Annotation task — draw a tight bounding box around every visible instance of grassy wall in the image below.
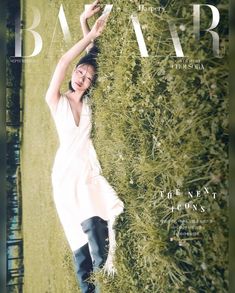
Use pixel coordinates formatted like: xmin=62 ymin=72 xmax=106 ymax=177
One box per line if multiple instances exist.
xmin=21 ymin=0 xmax=228 ymax=292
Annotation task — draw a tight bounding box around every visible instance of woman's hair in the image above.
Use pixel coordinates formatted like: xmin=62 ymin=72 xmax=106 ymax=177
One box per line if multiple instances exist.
xmin=69 ymin=43 xmax=100 ymax=97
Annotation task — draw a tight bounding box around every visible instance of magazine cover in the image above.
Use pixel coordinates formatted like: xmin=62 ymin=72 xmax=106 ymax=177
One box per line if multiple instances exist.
xmin=5 ymin=0 xmax=229 ymax=292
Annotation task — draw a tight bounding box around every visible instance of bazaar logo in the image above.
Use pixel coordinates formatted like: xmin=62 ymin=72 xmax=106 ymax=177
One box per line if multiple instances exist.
xmin=14 ymin=4 xmax=221 ymax=58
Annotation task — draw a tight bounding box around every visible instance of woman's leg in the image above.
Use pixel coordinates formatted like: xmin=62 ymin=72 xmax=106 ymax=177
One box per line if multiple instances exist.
xmin=81 ymin=216 xmax=109 ymax=293
xmin=81 ymin=216 xmax=109 ymax=271
xmin=73 ymin=243 xmax=95 ymax=293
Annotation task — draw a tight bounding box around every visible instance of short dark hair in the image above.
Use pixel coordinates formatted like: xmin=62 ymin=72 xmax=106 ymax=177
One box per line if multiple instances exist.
xmin=69 ymin=43 xmax=99 ymax=96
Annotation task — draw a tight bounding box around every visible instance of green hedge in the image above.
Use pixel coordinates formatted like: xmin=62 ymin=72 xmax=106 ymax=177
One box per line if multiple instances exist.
xmin=89 ymin=0 xmax=228 ymax=292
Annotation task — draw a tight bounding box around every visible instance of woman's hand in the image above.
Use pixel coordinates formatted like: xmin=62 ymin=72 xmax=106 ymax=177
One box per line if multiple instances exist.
xmin=89 ymin=12 xmax=110 ymax=40
xmin=80 ymin=0 xmax=101 ymax=21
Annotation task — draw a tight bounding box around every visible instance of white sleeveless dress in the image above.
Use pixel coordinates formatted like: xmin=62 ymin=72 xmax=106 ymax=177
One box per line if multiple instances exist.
xmin=50 ymin=94 xmax=124 ymax=270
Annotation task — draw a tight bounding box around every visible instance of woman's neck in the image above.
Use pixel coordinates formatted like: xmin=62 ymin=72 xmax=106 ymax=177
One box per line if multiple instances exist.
xmin=67 ymin=90 xmax=84 ymax=104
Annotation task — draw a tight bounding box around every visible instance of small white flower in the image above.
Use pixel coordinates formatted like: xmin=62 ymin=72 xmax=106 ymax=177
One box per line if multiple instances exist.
xmin=201 ymin=262 xmax=207 ymax=270
xmin=211 ymin=83 xmax=216 ymax=89
xmin=119 ymin=154 xmax=124 ymax=160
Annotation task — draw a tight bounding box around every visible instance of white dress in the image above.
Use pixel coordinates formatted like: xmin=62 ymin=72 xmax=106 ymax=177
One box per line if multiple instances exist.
xmin=50 ymin=94 xmax=124 ymax=269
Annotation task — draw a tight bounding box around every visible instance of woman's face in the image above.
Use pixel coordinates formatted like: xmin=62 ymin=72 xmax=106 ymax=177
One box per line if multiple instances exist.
xmin=71 ymin=64 xmax=95 ymax=92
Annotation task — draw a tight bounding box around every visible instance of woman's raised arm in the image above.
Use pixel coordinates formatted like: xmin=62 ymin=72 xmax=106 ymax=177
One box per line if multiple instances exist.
xmin=80 ymin=0 xmax=101 ymax=53
xmin=45 ymin=11 xmax=109 ymax=114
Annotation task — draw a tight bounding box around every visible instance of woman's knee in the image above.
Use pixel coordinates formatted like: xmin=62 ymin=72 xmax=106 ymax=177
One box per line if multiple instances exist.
xmin=81 ymin=216 xmax=109 ymax=269
xmin=81 ymin=216 xmax=108 ymax=233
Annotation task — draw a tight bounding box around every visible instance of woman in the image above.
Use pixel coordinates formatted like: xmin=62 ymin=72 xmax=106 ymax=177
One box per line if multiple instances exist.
xmin=45 ymin=1 xmax=124 ymax=292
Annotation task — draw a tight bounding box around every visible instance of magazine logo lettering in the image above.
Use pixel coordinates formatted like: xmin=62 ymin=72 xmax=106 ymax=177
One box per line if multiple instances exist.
xmin=15 ymin=6 xmax=42 ymax=57
xmin=14 ymin=4 xmax=113 ymax=58
xmin=14 ymin=4 xmax=220 ymax=58
xmin=193 ymin=4 xmax=220 ymax=57
xmin=132 ymin=4 xmax=220 ymax=57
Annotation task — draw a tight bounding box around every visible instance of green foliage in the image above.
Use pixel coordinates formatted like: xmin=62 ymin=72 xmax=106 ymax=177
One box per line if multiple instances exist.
xmin=89 ymin=0 xmax=228 ymax=292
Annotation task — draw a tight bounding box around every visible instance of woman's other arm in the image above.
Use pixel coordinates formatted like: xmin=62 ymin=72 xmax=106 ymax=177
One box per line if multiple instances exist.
xmin=80 ymin=0 xmax=101 ymax=53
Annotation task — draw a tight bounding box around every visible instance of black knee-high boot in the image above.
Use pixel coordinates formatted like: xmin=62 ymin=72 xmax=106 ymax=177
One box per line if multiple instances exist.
xmin=81 ymin=216 xmax=110 ymax=293
xmin=81 ymin=216 xmax=109 ymax=271
xmin=73 ymin=243 xmax=95 ymax=293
